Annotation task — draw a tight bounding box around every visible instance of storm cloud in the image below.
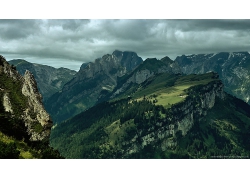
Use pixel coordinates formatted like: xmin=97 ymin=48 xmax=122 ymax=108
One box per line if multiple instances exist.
xmin=1 ymin=19 xmax=250 ymax=71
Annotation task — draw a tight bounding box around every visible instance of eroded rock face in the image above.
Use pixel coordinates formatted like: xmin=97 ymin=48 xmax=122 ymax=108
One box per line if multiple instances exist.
xmin=0 ymin=55 xmax=52 ymax=141
xmin=22 ymin=70 xmax=52 ymax=141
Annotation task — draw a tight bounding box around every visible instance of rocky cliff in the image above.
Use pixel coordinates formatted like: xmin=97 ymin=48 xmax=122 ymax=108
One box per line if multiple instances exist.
xmin=175 ymin=52 xmax=250 ymax=104
xmin=8 ymin=59 xmax=76 ymax=101
xmin=0 ymin=55 xmax=52 ymax=142
xmin=45 ymin=50 xmax=143 ymax=123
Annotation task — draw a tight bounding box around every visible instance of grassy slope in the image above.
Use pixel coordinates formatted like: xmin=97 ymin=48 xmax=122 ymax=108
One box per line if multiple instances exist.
xmin=0 ymin=131 xmax=41 ymax=158
xmin=114 ymin=72 xmax=218 ymax=108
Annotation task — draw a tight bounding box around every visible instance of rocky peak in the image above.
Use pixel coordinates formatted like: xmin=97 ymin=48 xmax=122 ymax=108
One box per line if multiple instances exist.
xmin=160 ymin=56 xmax=173 ymax=64
xmin=22 ymin=70 xmax=42 ymax=101
xmin=22 ymin=70 xmax=52 ymax=141
xmin=112 ymin=50 xmax=143 ymax=71
xmin=78 ymin=50 xmax=143 ymax=79
xmin=0 ymin=55 xmax=20 ymax=81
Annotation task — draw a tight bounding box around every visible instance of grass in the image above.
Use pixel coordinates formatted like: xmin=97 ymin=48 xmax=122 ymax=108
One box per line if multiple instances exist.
xmin=114 ymin=72 xmax=218 ymax=109
xmin=0 ymin=131 xmax=40 ymax=159
xmin=105 ymin=119 xmax=135 ymax=148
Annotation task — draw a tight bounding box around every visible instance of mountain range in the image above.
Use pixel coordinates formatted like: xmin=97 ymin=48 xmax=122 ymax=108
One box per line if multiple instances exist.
xmin=2 ymin=50 xmax=250 ymax=159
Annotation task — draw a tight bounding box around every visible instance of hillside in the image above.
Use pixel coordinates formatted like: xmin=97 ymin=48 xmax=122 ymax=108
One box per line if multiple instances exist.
xmin=175 ymin=52 xmax=250 ymax=104
xmin=8 ymin=59 xmax=76 ymax=101
xmin=0 ymin=55 xmax=62 ymax=158
xmin=49 ymin=72 xmax=250 ymax=158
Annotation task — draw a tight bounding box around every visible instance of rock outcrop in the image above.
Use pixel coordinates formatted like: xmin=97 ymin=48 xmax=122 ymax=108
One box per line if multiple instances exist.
xmin=3 ymin=93 xmax=13 ymax=113
xmin=0 ymin=55 xmax=52 ymax=141
xmin=21 ymin=70 xmax=52 ymax=141
xmin=8 ymin=59 xmax=76 ymax=101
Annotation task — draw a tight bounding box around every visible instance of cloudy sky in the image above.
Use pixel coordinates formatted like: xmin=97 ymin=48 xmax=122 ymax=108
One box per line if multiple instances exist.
xmin=1 ymin=19 xmax=250 ymax=71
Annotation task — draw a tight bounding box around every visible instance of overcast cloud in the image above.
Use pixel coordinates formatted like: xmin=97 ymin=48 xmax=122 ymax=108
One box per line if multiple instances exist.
xmin=1 ymin=19 xmax=250 ymax=71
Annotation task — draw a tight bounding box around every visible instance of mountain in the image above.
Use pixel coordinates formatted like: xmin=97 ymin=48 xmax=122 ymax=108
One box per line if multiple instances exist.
xmin=0 ymin=55 xmax=62 ymax=158
xmin=175 ymin=52 xmax=250 ymax=104
xmin=45 ymin=50 xmax=143 ymax=124
xmin=107 ymin=56 xmax=181 ymax=100
xmin=50 ymin=71 xmax=250 ymax=159
xmin=8 ymin=59 xmax=76 ymax=101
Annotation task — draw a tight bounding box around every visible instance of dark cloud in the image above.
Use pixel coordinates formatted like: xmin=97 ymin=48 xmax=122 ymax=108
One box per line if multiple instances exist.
xmin=0 ymin=19 xmax=250 ymax=70
xmin=0 ymin=19 xmax=42 ymax=40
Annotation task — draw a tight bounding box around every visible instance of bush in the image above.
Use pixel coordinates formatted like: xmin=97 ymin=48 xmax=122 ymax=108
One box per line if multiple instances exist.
xmin=0 ymin=141 xmax=20 ymax=159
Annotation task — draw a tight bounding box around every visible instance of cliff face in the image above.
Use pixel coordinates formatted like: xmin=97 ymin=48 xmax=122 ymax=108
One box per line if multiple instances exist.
xmin=0 ymin=55 xmax=52 ymax=142
xmin=175 ymin=52 xmax=250 ymax=104
xmin=8 ymin=59 xmax=76 ymax=101
xmin=21 ymin=71 xmax=52 ymax=141
xmin=45 ymin=50 xmax=143 ymax=123
xmin=121 ymin=80 xmax=225 ymax=156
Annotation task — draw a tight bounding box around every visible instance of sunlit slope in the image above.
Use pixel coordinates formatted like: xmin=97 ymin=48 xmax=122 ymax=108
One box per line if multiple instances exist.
xmin=112 ymin=72 xmax=219 ymax=108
